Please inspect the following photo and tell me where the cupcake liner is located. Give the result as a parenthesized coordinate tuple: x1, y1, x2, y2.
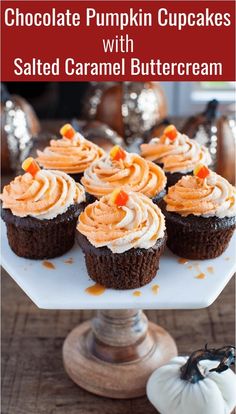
(77, 232, 167, 289)
(2, 204, 83, 259)
(160, 201, 236, 259)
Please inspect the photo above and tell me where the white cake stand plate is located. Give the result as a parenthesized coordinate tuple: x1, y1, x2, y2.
(1, 220, 235, 398)
(1, 221, 235, 310)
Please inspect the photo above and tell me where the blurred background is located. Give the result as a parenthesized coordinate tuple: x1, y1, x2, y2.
(3, 81, 235, 118)
(1, 81, 235, 183)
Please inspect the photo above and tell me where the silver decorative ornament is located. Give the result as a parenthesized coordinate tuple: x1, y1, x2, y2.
(82, 82, 167, 144)
(4, 100, 33, 170)
(122, 82, 167, 143)
(1, 95, 40, 172)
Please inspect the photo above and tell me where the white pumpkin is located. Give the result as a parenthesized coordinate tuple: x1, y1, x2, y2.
(147, 347, 236, 414)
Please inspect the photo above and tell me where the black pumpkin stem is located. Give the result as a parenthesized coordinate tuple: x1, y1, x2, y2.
(180, 345, 235, 384)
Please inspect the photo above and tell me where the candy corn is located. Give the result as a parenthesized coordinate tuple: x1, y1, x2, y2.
(194, 164, 210, 179)
(22, 157, 40, 177)
(163, 125, 178, 141)
(110, 145, 126, 161)
(60, 123, 76, 139)
(110, 188, 129, 207)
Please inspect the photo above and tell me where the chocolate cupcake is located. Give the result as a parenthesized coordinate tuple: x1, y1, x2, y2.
(140, 125, 212, 188)
(77, 189, 166, 289)
(0, 158, 86, 259)
(37, 123, 105, 182)
(161, 165, 236, 259)
(81, 145, 167, 205)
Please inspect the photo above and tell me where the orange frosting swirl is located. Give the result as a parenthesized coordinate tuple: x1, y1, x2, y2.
(164, 172, 236, 218)
(140, 132, 212, 174)
(37, 132, 105, 174)
(77, 191, 165, 253)
(81, 151, 166, 199)
(0, 170, 85, 220)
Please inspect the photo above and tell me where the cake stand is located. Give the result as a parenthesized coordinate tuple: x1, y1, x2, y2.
(1, 221, 235, 398)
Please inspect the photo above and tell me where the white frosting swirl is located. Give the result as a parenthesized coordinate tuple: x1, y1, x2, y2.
(141, 132, 212, 174)
(0, 170, 86, 220)
(204, 173, 236, 218)
(165, 171, 236, 218)
(81, 152, 166, 198)
(77, 191, 166, 253)
(37, 132, 105, 174)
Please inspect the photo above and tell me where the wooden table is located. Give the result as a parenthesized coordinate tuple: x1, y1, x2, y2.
(1, 268, 235, 414)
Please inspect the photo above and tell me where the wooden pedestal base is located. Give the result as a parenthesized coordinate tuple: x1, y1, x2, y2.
(63, 310, 177, 399)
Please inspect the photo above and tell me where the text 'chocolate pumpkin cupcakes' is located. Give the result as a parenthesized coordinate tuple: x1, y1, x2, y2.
(77, 189, 167, 289)
(161, 165, 236, 259)
(1, 158, 86, 259)
(81, 145, 167, 205)
(140, 125, 212, 187)
(37, 123, 105, 182)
